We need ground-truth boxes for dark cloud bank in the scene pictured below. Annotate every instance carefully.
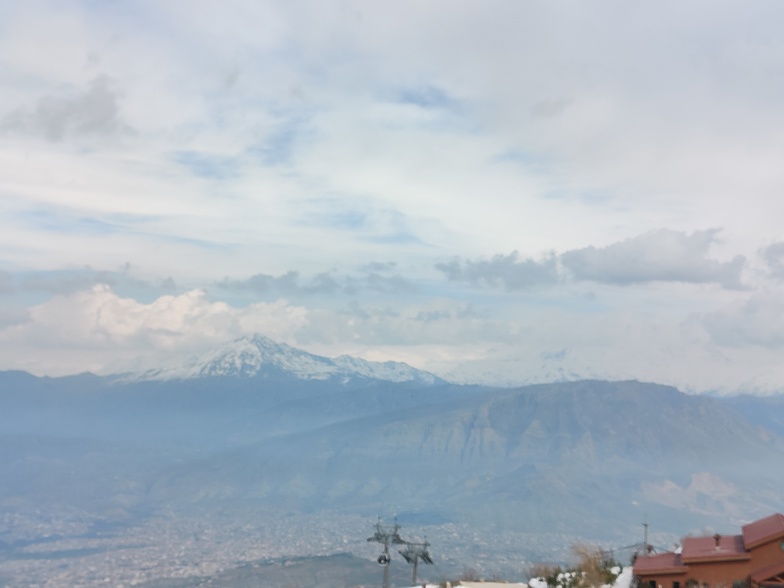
[217,269,418,297]
[437,229,745,290]
[2,75,127,141]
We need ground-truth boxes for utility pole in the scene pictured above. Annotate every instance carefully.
[643,515,649,553]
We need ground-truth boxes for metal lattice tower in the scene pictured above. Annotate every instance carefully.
[398,539,433,585]
[367,518,405,588]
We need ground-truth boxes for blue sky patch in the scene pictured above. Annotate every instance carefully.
[15,209,121,235]
[249,116,312,166]
[398,85,453,109]
[173,151,239,179]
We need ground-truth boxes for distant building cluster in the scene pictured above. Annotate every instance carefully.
[633,512,784,588]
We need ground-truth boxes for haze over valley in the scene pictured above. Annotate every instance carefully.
[2,336,783,586]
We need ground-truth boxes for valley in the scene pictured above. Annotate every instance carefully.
[0,506,580,587]
[1,336,783,587]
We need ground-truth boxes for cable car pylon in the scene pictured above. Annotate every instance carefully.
[367,518,434,588]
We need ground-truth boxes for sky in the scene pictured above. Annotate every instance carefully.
[2,0,784,393]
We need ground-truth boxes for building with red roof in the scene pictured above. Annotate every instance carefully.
[633,513,784,588]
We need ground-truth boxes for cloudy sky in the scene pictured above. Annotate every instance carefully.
[2,0,784,393]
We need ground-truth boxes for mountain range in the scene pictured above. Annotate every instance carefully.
[122,334,442,385]
[1,334,783,585]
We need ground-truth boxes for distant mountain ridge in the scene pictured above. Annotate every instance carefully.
[119,334,443,385]
[143,379,784,536]
[3,350,784,584]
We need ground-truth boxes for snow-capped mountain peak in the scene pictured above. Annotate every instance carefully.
[122,334,442,385]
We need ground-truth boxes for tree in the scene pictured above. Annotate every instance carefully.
[573,544,611,587]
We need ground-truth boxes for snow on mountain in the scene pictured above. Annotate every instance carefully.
[121,334,442,384]
[330,353,440,384]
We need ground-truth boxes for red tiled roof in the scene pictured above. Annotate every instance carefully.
[633,552,688,576]
[681,534,750,563]
[743,513,784,549]
[750,560,784,583]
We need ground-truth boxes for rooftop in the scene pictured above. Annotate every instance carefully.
[742,513,784,549]
[681,534,749,563]
[634,513,784,577]
[633,552,687,576]
[750,560,784,584]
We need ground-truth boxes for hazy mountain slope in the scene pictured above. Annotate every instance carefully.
[718,393,784,438]
[0,369,463,448]
[3,335,784,580]
[144,381,784,540]
[0,334,453,449]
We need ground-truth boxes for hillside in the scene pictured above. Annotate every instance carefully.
[1,336,783,586]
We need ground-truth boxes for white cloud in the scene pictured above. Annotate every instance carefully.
[0,285,518,377]
[700,292,784,349]
[2,1,784,392]
[561,229,745,288]
[2,75,127,141]
[0,286,307,374]
[436,252,559,290]
[2,279,784,394]
[435,230,745,290]
[761,242,784,280]
[0,3,96,89]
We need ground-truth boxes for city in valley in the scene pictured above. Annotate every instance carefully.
[2,366,783,587]
[0,507,577,587]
